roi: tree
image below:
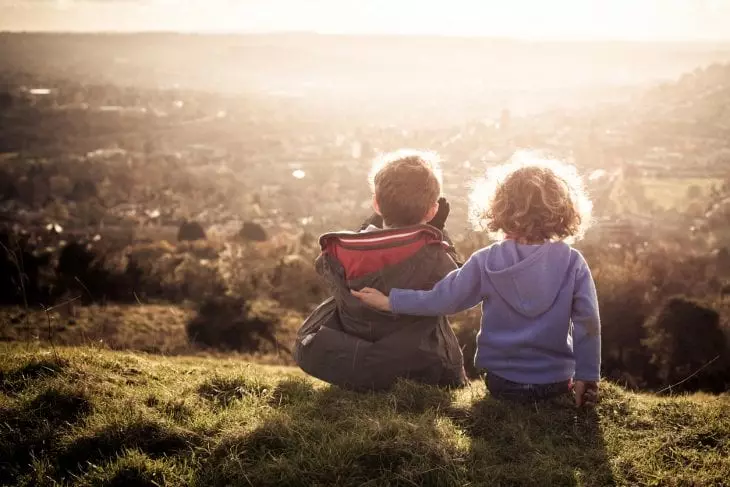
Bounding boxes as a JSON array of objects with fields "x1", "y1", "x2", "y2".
[
  {"x1": 177, "y1": 220, "x2": 207, "y2": 242},
  {"x1": 0, "y1": 91, "x2": 13, "y2": 110},
  {"x1": 642, "y1": 296, "x2": 726, "y2": 391}
]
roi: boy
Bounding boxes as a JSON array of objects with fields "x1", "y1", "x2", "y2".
[{"x1": 294, "y1": 150, "x2": 467, "y2": 391}]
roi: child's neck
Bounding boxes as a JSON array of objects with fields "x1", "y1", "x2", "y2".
[
  {"x1": 505, "y1": 234, "x2": 548, "y2": 245},
  {"x1": 382, "y1": 220, "x2": 430, "y2": 230}
]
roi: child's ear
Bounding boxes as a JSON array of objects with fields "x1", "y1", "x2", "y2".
[
  {"x1": 424, "y1": 201, "x2": 439, "y2": 223},
  {"x1": 372, "y1": 195, "x2": 383, "y2": 216}
]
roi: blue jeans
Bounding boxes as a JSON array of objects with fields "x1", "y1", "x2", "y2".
[{"x1": 485, "y1": 372, "x2": 572, "y2": 403}]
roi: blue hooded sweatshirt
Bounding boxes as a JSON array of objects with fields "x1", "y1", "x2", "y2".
[{"x1": 389, "y1": 240, "x2": 601, "y2": 384}]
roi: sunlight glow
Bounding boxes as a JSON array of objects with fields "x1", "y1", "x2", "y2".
[{"x1": 1, "y1": 0, "x2": 729, "y2": 41}]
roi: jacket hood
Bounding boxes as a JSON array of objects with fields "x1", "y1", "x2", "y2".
[
  {"x1": 319, "y1": 224, "x2": 446, "y2": 281},
  {"x1": 485, "y1": 240, "x2": 572, "y2": 318}
]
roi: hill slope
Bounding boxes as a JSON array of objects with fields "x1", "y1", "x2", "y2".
[{"x1": 1, "y1": 345, "x2": 728, "y2": 486}]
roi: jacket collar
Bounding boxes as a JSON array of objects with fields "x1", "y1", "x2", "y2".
[{"x1": 319, "y1": 224, "x2": 447, "y2": 280}]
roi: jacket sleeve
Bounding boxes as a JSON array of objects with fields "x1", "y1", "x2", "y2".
[
  {"x1": 572, "y1": 260, "x2": 601, "y2": 381},
  {"x1": 389, "y1": 250, "x2": 486, "y2": 316}
]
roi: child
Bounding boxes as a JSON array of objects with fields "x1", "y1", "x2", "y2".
[
  {"x1": 294, "y1": 150, "x2": 467, "y2": 391},
  {"x1": 353, "y1": 155, "x2": 600, "y2": 407}
]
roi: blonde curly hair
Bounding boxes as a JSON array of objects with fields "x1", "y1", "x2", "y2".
[{"x1": 469, "y1": 152, "x2": 593, "y2": 243}]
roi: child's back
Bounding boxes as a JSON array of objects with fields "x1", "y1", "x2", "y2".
[
  {"x1": 388, "y1": 239, "x2": 599, "y2": 387},
  {"x1": 353, "y1": 154, "x2": 601, "y2": 406},
  {"x1": 295, "y1": 224, "x2": 465, "y2": 390},
  {"x1": 294, "y1": 150, "x2": 467, "y2": 391}
]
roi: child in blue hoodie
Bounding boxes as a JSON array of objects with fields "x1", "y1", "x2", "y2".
[{"x1": 352, "y1": 156, "x2": 600, "y2": 407}]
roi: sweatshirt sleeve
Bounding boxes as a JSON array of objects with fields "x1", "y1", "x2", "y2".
[
  {"x1": 389, "y1": 250, "x2": 486, "y2": 316},
  {"x1": 572, "y1": 259, "x2": 601, "y2": 381}
]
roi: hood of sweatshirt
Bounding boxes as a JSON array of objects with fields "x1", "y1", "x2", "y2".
[{"x1": 485, "y1": 240, "x2": 572, "y2": 318}]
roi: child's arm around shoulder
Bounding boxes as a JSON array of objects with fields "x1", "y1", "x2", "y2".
[
  {"x1": 352, "y1": 248, "x2": 489, "y2": 316},
  {"x1": 571, "y1": 250, "x2": 601, "y2": 407}
]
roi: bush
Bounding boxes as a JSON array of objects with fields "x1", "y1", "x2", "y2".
[
  {"x1": 124, "y1": 240, "x2": 225, "y2": 302},
  {"x1": 217, "y1": 237, "x2": 322, "y2": 309},
  {"x1": 177, "y1": 220, "x2": 206, "y2": 242},
  {"x1": 269, "y1": 254, "x2": 327, "y2": 311},
  {"x1": 57, "y1": 241, "x2": 105, "y2": 302},
  {"x1": 0, "y1": 229, "x2": 54, "y2": 306},
  {"x1": 590, "y1": 251, "x2": 657, "y2": 388},
  {"x1": 643, "y1": 296, "x2": 727, "y2": 392},
  {"x1": 186, "y1": 296, "x2": 296, "y2": 354}
]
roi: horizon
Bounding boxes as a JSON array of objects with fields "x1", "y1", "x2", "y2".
[
  {"x1": 2, "y1": 0, "x2": 730, "y2": 42},
  {"x1": 4, "y1": 30, "x2": 730, "y2": 45}
]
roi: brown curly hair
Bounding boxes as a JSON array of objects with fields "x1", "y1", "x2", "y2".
[
  {"x1": 369, "y1": 150, "x2": 443, "y2": 227},
  {"x1": 470, "y1": 153, "x2": 592, "y2": 243}
]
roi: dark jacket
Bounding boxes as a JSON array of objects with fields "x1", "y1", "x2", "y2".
[{"x1": 294, "y1": 224, "x2": 467, "y2": 391}]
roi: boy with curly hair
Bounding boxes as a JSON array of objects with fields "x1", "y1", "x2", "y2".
[{"x1": 354, "y1": 154, "x2": 601, "y2": 406}]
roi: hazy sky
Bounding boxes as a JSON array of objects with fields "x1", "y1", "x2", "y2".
[{"x1": 2, "y1": 0, "x2": 730, "y2": 40}]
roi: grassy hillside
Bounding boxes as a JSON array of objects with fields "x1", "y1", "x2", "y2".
[
  {"x1": 1, "y1": 345, "x2": 728, "y2": 486},
  {"x1": 0, "y1": 305, "x2": 296, "y2": 367},
  {"x1": 0, "y1": 305, "x2": 196, "y2": 355}
]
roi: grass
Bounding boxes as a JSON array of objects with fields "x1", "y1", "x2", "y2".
[
  {"x1": 0, "y1": 305, "x2": 196, "y2": 354},
  {"x1": 0, "y1": 344, "x2": 728, "y2": 486},
  {"x1": 0, "y1": 304, "x2": 298, "y2": 366}
]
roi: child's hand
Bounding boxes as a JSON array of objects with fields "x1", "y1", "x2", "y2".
[
  {"x1": 427, "y1": 197, "x2": 450, "y2": 231},
  {"x1": 574, "y1": 380, "x2": 599, "y2": 408},
  {"x1": 351, "y1": 287, "x2": 392, "y2": 311}
]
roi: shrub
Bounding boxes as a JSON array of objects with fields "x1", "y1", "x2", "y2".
[
  {"x1": 269, "y1": 254, "x2": 327, "y2": 311},
  {"x1": 591, "y1": 251, "x2": 657, "y2": 387},
  {"x1": 124, "y1": 240, "x2": 225, "y2": 302},
  {"x1": 0, "y1": 229, "x2": 54, "y2": 306},
  {"x1": 57, "y1": 241, "x2": 101, "y2": 300},
  {"x1": 176, "y1": 220, "x2": 206, "y2": 242},
  {"x1": 643, "y1": 296, "x2": 727, "y2": 392},
  {"x1": 217, "y1": 237, "x2": 322, "y2": 309},
  {"x1": 237, "y1": 221, "x2": 268, "y2": 242},
  {"x1": 186, "y1": 296, "x2": 294, "y2": 354}
]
